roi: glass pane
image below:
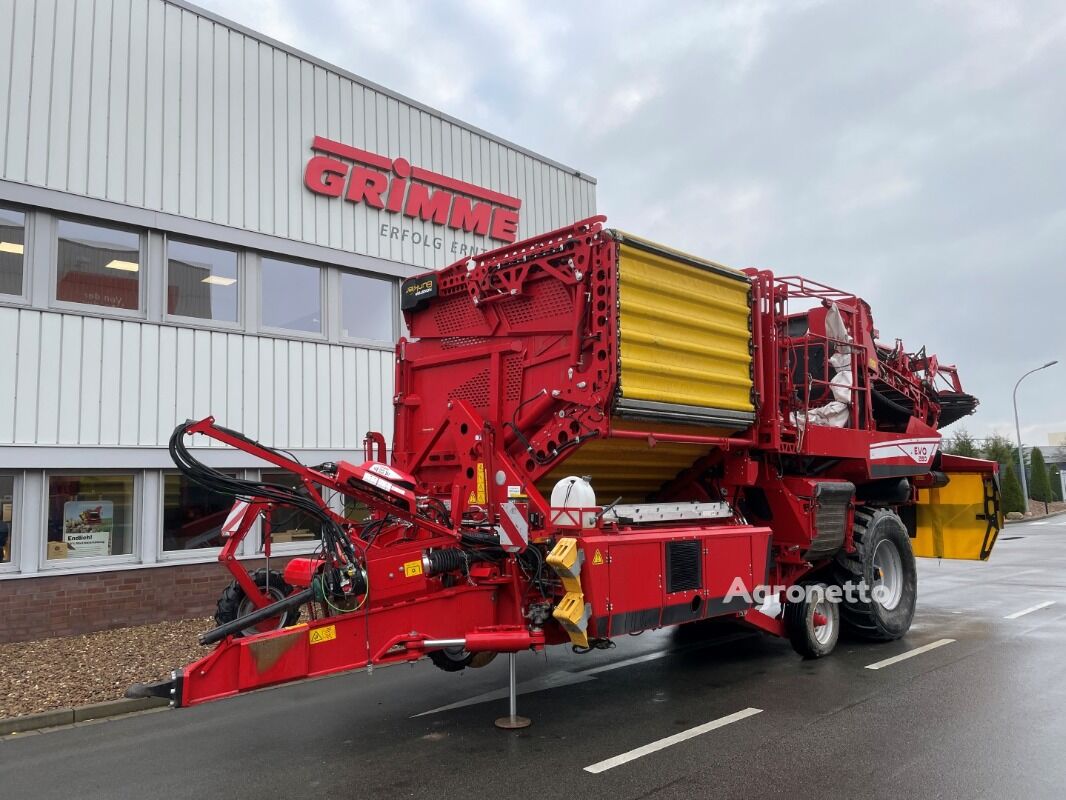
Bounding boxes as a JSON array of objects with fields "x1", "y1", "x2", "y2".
[
  {"x1": 56, "y1": 220, "x2": 141, "y2": 310},
  {"x1": 0, "y1": 207, "x2": 25, "y2": 296},
  {"x1": 261, "y1": 470, "x2": 323, "y2": 545},
  {"x1": 0, "y1": 475, "x2": 12, "y2": 563},
  {"x1": 46, "y1": 474, "x2": 135, "y2": 560},
  {"x1": 162, "y1": 473, "x2": 234, "y2": 551},
  {"x1": 341, "y1": 273, "x2": 394, "y2": 342},
  {"x1": 167, "y1": 240, "x2": 239, "y2": 322},
  {"x1": 261, "y1": 258, "x2": 321, "y2": 333}
]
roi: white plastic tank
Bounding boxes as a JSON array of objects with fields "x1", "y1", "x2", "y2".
[{"x1": 550, "y1": 476, "x2": 598, "y2": 529}]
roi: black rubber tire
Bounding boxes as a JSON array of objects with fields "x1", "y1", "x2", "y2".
[
  {"x1": 426, "y1": 647, "x2": 497, "y2": 672},
  {"x1": 834, "y1": 507, "x2": 917, "y2": 641},
  {"x1": 428, "y1": 646, "x2": 475, "y2": 672},
  {"x1": 784, "y1": 582, "x2": 839, "y2": 659},
  {"x1": 213, "y1": 569, "x2": 301, "y2": 636}
]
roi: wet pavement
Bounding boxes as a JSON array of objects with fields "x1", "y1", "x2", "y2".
[{"x1": 3, "y1": 517, "x2": 1064, "y2": 799}]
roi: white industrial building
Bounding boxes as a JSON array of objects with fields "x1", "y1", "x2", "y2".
[{"x1": 0, "y1": 0, "x2": 594, "y2": 634}]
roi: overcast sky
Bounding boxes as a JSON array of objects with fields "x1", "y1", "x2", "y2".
[{"x1": 199, "y1": 0, "x2": 1066, "y2": 446}]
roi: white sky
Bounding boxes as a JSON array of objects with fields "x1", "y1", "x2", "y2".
[{"x1": 198, "y1": 0, "x2": 1066, "y2": 447}]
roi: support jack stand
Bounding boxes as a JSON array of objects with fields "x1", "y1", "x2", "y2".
[{"x1": 494, "y1": 652, "x2": 531, "y2": 730}]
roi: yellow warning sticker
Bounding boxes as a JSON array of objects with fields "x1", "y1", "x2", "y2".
[
  {"x1": 592, "y1": 549, "x2": 605, "y2": 566},
  {"x1": 467, "y1": 463, "x2": 488, "y2": 505},
  {"x1": 476, "y1": 462, "x2": 487, "y2": 504},
  {"x1": 403, "y1": 559, "x2": 423, "y2": 578},
  {"x1": 309, "y1": 624, "x2": 336, "y2": 645}
]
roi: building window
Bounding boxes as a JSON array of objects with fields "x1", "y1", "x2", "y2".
[
  {"x1": 341, "y1": 273, "x2": 394, "y2": 342},
  {"x1": 56, "y1": 219, "x2": 141, "y2": 310},
  {"x1": 0, "y1": 206, "x2": 25, "y2": 297},
  {"x1": 162, "y1": 473, "x2": 234, "y2": 552},
  {"x1": 46, "y1": 474, "x2": 135, "y2": 561},
  {"x1": 166, "y1": 239, "x2": 239, "y2": 323},
  {"x1": 0, "y1": 475, "x2": 13, "y2": 564},
  {"x1": 261, "y1": 470, "x2": 322, "y2": 546},
  {"x1": 260, "y1": 257, "x2": 322, "y2": 333}
]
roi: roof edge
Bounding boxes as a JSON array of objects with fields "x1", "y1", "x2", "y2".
[{"x1": 168, "y1": 0, "x2": 597, "y2": 184}]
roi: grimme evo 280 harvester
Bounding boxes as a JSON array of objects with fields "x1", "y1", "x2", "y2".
[{"x1": 134, "y1": 216, "x2": 1001, "y2": 713}]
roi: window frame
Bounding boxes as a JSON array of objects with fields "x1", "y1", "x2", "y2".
[
  {"x1": 50, "y1": 216, "x2": 147, "y2": 318},
  {"x1": 257, "y1": 254, "x2": 328, "y2": 341},
  {"x1": 39, "y1": 470, "x2": 141, "y2": 571},
  {"x1": 0, "y1": 472, "x2": 20, "y2": 575},
  {"x1": 250, "y1": 468, "x2": 328, "y2": 556},
  {"x1": 156, "y1": 469, "x2": 242, "y2": 562},
  {"x1": 337, "y1": 269, "x2": 398, "y2": 349},
  {"x1": 0, "y1": 202, "x2": 32, "y2": 305},
  {"x1": 163, "y1": 234, "x2": 244, "y2": 331}
]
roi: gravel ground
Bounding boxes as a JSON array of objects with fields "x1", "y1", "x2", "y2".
[{"x1": 0, "y1": 618, "x2": 212, "y2": 718}]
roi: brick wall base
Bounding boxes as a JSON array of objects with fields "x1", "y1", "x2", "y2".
[{"x1": 1, "y1": 559, "x2": 294, "y2": 644}]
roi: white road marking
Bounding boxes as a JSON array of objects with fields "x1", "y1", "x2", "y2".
[
  {"x1": 584, "y1": 708, "x2": 763, "y2": 773},
  {"x1": 1003, "y1": 600, "x2": 1056, "y2": 620},
  {"x1": 411, "y1": 670, "x2": 596, "y2": 717},
  {"x1": 864, "y1": 638, "x2": 955, "y2": 670},
  {"x1": 412, "y1": 632, "x2": 757, "y2": 718}
]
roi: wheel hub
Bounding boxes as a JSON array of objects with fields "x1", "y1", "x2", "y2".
[{"x1": 872, "y1": 538, "x2": 904, "y2": 611}]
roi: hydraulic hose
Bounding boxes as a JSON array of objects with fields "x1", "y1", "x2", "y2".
[{"x1": 199, "y1": 586, "x2": 316, "y2": 646}]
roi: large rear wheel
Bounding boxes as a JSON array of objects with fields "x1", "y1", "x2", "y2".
[{"x1": 834, "y1": 507, "x2": 917, "y2": 640}]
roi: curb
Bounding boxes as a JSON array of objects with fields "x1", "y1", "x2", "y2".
[
  {"x1": 0, "y1": 697, "x2": 169, "y2": 736},
  {"x1": 1005, "y1": 508, "x2": 1066, "y2": 525}
]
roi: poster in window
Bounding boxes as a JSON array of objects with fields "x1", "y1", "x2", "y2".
[{"x1": 62, "y1": 500, "x2": 114, "y2": 557}]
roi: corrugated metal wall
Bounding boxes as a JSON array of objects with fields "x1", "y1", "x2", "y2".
[
  {"x1": 0, "y1": 306, "x2": 394, "y2": 449},
  {"x1": 0, "y1": 0, "x2": 596, "y2": 271}
]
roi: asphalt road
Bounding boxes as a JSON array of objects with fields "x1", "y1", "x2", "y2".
[{"x1": 3, "y1": 517, "x2": 1065, "y2": 799}]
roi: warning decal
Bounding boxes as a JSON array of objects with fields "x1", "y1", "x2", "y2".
[
  {"x1": 466, "y1": 463, "x2": 488, "y2": 505},
  {"x1": 403, "y1": 559, "x2": 423, "y2": 578},
  {"x1": 592, "y1": 549, "x2": 605, "y2": 566},
  {"x1": 309, "y1": 625, "x2": 337, "y2": 645}
]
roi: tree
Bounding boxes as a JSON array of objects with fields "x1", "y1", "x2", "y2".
[
  {"x1": 1029, "y1": 448, "x2": 1053, "y2": 513},
  {"x1": 944, "y1": 428, "x2": 980, "y2": 457},
  {"x1": 1051, "y1": 465, "x2": 1063, "y2": 502},
  {"x1": 1001, "y1": 464, "x2": 1026, "y2": 514},
  {"x1": 982, "y1": 433, "x2": 1019, "y2": 475}
]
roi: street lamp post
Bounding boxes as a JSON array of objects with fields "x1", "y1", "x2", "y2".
[{"x1": 1013, "y1": 360, "x2": 1058, "y2": 507}]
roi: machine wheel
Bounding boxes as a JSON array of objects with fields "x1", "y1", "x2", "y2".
[
  {"x1": 834, "y1": 507, "x2": 917, "y2": 640},
  {"x1": 427, "y1": 647, "x2": 498, "y2": 672},
  {"x1": 784, "y1": 582, "x2": 839, "y2": 659},
  {"x1": 214, "y1": 569, "x2": 301, "y2": 636}
]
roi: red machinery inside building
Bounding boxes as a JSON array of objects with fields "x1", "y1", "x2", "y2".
[{"x1": 133, "y1": 216, "x2": 1001, "y2": 712}]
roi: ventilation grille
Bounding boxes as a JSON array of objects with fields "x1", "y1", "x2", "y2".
[
  {"x1": 504, "y1": 354, "x2": 523, "y2": 401},
  {"x1": 501, "y1": 279, "x2": 572, "y2": 326},
  {"x1": 441, "y1": 336, "x2": 490, "y2": 350},
  {"x1": 433, "y1": 295, "x2": 485, "y2": 335},
  {"x1": 665, "y1": 540, "x2": 702, "y2": 593},
  {"x1": 447, "y1": 369, "x2": 490, "y2": 408}
]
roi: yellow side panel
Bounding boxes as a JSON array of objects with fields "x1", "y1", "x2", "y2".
[
  {"x1": 540, "y1": 420, "x2": 725, "y2": 502},
  {"x1": 617, "y1": 239, "x2": 753, "y2": 413},
  {"x1": 913, "y1": 472, "x2": 1002, "y2": 561}
]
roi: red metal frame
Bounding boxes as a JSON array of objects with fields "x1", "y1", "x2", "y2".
[{"x1": 166, "y1": 217, "x2": 998, "y2": 709}]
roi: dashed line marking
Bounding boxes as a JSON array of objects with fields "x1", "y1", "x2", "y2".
[
  {"x1": 583, "y1": 708, "x2": 763, "y2": 773},
  {"x1": 864, "y1": 638, "x2": 955, "y2": 670},
  {"x1": 1004, "y1": 600, "x2": 1056, "y2": 620}
]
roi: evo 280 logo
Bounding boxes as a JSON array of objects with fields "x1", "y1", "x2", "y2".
[{"x1": 304, "y1": 136, "x2": 522, "y2": 243}]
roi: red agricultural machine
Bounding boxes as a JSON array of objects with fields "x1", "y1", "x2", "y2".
[{"x1": 132, "y1": 216, "x2": 1001, "y2": 716}]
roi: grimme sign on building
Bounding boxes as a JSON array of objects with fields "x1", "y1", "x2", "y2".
[{"x1": 304, "y1": 136, "x2": 523, "y2": 256}]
